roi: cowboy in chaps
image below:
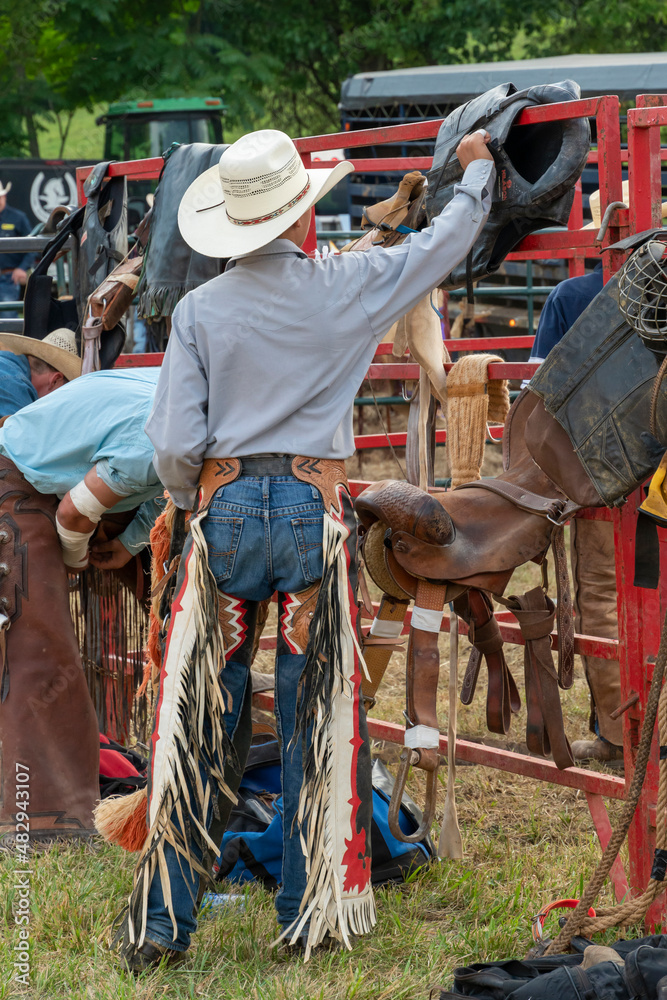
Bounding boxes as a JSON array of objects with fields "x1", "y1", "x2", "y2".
[{"x1": 118, "y1": 126, "x2": 495, "y2": 971}]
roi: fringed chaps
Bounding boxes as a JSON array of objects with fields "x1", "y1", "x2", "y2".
[
  {"x1": 0, "y1": 456, "x2": 99, "y2": 846},
  {"x1": 280, "y1": 482, "x2": 376, "y2": 957},
  {"x1": 116, "y1": 508, "x2": 235, "y2": 951}
]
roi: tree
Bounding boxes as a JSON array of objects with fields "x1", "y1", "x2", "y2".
[{"x1": 1, "y1": 0, "x2": 667, "y2": 157}]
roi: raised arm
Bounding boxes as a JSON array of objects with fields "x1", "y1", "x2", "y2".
[
  {"x1": 144, "y1": 298, "x2": 209, "y2": 511},
  {"x1": 357, "y1": 135, "x2": 496, "y2": 338}
]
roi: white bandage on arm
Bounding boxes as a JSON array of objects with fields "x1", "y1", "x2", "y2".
[
  {"x1": 69, "y1": 480, "x2": 110, "y2": 524},
  {"x1": 55, "y1": 516, "x2": 95, "y2": 568}
]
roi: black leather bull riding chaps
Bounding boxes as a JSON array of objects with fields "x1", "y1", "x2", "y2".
[{"x1": 0, "y1": 456, "x2": 99, "y2": 847}]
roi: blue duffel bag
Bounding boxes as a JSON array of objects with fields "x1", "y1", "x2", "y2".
[{"x1": 214, "y1": 737, "x2": 436, "y2": 889}]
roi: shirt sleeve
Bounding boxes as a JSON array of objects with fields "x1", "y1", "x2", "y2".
[
  {"x1": 0, "y1": 353, "x2": 37, "y2": 416},
  {"x1": 117, "y1": 496, "x2": 167, "y2": 554},
  {"x1": 94, "y1": 453, "x2": 160, "y2": 498},
  {"x1": 144, "y1": 297, "x2": 208, "y2": 511},
  {"x1": 16, "y1": 211, "x2": 35, "y2": 272},
  {"x1": 357, "y1": 159, "x2": 495, "y2": 340}
]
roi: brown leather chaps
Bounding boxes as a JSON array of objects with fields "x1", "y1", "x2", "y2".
[{"x1": 0, "y1": 456, "x2": 99, "y2": 846}]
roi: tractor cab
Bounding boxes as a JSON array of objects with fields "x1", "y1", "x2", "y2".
[{"x1": 97, "y1": 98, "x2": 226, "y2": 162}]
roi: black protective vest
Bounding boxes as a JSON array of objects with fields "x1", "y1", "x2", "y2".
[
  {"x1": 528, "y1": 271, "x2": 667, "y2": 507},
  {"x1": 426, "y1": 80, "x2": 590, "y2": 289},
  {"x1": 22, "y1": 206, "x2": 84, "y2": 341},
  {"x1": 77, "y1": 160, "x2": 128, "y2": 312},
  {"x1": 136, "y1": 142, "x2": 229, "y2": 321}
]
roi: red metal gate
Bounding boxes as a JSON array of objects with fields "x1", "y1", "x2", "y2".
[{"x1": 77, "y1": 91, "x2": 667, "y2": 921}]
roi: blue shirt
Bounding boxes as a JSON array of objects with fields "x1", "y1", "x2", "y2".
[
  {"x1": 0, "y1": 351, "x2": 36, "y2": 416},
  {"x1": 0, "y1": 204, "x2": 34, "y2": 271},
  {"x1": 530, "y1": 265, "x2": 604, "y2": 362},
  {"x1": 0, "y1": 368, "x2": 163, "y2": 553}
]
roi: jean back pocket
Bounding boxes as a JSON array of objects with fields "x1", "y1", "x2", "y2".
[
  {"x1": 205, "y1": 516, "x2": 244, "y2": 584},
  {"x1": 291, "y1": 516, "x2": 324, "y2": 584}
]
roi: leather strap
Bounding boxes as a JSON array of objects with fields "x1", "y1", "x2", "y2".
[
  {"x1": 81, "y1": 316, "x2": 103, "y2": 375},
  {"x1": 504, "y1": 587, "x2": 574, "y2": 770},
  {"x1": 457, "y1": 478, "x2": 580, "y2": 524},
  {"x1": 457, "y1": 590, "x2": 520, "y2": 735},
  {"x1": 407, "y1": 580, "x2": 447, "y2": 741},
  {"x1": 240, "y1": 454, "x2": 295, "y2": 476},
  {"x1": 551, "y1": 525, "x2": 575, "y2": 690},
  {"x1": 361, "y1": 594, "x2": 410, "y2": 707}
]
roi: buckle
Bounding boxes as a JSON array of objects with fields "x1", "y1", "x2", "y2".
[{"x1": 546, "y1": 501, "x2": 566, "y2": 526}]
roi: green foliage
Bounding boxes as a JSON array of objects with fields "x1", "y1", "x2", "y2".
[{"x1": 2, "y1": 0, "x2": 667, "y2": 156}]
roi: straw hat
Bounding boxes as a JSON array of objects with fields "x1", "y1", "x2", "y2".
[
  {"x1": 178, "y1": 129, "x2": 354, "y2": 258},
  {"x1": 0, "y1": 328, "x2": 81, "y2": 382},
  {"x1": 586, "y1": 180, "x2": 667, "y2": 229}
]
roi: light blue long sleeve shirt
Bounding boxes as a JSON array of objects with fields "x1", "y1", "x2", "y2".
[
  {"x1": 147, "y1": 158, "x2": 496, "y2": 509},
  {"x1": 0, "y1": 367, "x2": 163, "y2": 552}
]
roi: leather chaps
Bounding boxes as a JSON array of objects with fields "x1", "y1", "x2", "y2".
[{"x1": 0, "y1": 456, "x2": 99, "y2": 847}]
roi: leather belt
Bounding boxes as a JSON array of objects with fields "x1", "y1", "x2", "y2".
[{"x1": 240, "y1": 453, "x2": 296, "y2": 476}]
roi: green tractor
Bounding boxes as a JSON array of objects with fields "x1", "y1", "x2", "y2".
[
  {"x1": 96, "y1": 97, "x2": 225, "y2": 161},
  {"x1": 95, "y1": 97, "x2": 226, "y2": 227}
]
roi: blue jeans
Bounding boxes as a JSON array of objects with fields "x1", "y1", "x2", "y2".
[
  {"x1": 144, "y1": 475, "x2": 333, "y2": 951},
  {"x1": 0, "y1": 274, "x2": 20, "y2": 319}
]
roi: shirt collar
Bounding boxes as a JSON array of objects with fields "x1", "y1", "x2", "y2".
[{"x1": 225, "y1": 238, "x2": 308, "y2": 271}]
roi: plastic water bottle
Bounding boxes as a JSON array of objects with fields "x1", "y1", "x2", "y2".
[{"x1": 200, "y1": 892, "x2": 246, "y2": 914}]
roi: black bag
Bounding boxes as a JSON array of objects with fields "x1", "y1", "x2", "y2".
[
  {"x1": 436, "y1": 935, "x2": 667, "y2": 1000},
  {"x1": 98, "y1": 734, "x2": 147, "y2": 799},
  {"x1": 22, "y1": 206, "x2": 84, "y2": 340},
  {"x1": 426, "y1": 80, "x2": 590, "y2": 290},
  {"x1": 78, "y1": 160, "x2": 128, "y2": 312}
]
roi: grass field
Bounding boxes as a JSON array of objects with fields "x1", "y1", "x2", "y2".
[{"x1": 0, "y1": 415, "x2": 638, "y2": 1000}]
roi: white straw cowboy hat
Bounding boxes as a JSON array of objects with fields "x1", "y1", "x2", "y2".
[
  {"x1": 585, "y1": 180, "x2": 667, "y2": 230},
  {"x1": 0, "y1": 181, "x2": 11, "y2": 197},
  {"x1": 0, "y1": 328, "x2": 81, "y2": 381},
  {"x1": 178, "y1": 129, "x2": 354, "y2": 258}
]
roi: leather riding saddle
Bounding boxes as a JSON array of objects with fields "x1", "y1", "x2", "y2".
[{"x1": 356, "y1": 386, "x2": 611, "y2": 774}]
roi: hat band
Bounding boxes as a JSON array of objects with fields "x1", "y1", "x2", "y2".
[{"x1": 226, "y1": 179, "x2": 311, "y2": 227}]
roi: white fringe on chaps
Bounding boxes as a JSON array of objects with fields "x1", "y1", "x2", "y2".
[
  {"x1": 278, "y1": 486, "x2": 377, "y2": 958},
  {"x1": 115, "y1": 512, "x2": 235, "y2": 952}
]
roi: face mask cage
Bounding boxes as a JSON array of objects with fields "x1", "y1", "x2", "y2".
[{"x1": 618, "y1": 237, "x2": 667, "y2": 354}]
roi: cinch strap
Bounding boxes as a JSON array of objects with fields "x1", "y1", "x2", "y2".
[
  {"x1": 369, "y1": 617, "x2": 404, "y2": 639},
  {"x1": 411, "y1": 606, "x2": 443, "y2": 633},
  {"x1": 404, "y1": 724, "x2": 440, "y2": 749}
]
